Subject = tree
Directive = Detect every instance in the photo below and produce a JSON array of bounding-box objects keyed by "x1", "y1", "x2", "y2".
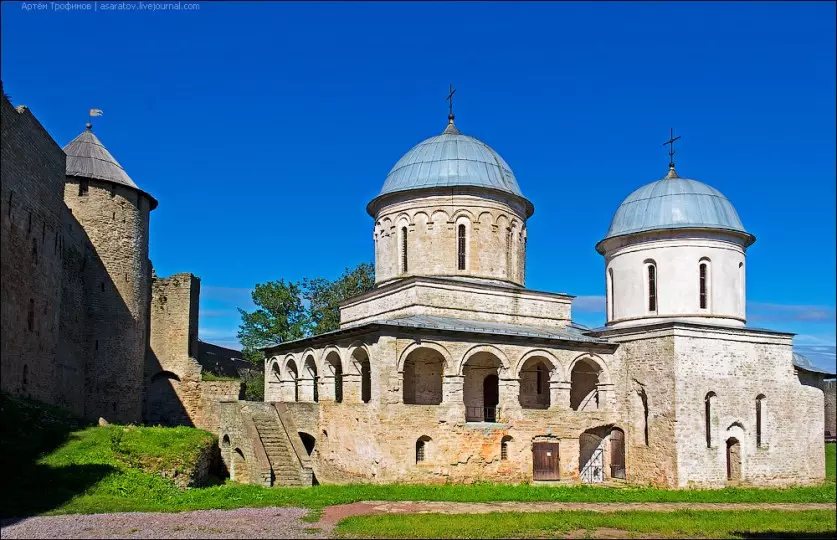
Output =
[
  {"x1": 303, "y1": 262, "x2": 375, "y2": 335},
  {"x1": 237, "y1": 279, "x2": 308, "y2": 363}
]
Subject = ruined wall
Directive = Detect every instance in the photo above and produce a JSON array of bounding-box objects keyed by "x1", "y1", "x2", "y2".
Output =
[
  {"x1": 0, "y1": 95, "x2": 67, "y2": 406},
  {"x1": 825, "y1": 380, "x2": 836, "y2": 438},
  {"x1": 673, "y1": 326, "x2": 823, "y2": 488}
]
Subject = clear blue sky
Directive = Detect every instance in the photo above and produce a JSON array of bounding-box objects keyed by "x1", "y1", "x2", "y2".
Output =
[{"x1": 2, "y1": 1, "x2": 834, "y2": 369}]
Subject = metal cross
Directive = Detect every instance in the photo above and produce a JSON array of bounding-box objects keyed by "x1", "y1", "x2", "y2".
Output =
[
  {"x1": 663, "y1": 128, "x2": 681, "y2": 168},
  {"x1": 446, "y1": 84, "x2": 457, "y2": 118}
]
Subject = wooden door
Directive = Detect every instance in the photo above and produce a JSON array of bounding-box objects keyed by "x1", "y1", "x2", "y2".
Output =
[{"x1": 532, "y1": 442, "x2": 560, "y2": 480}]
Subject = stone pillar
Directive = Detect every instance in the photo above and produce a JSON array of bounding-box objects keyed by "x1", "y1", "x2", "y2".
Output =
[
  {"x1": 550, "y1": 381, "x2": 571, "y2": 410},
  {"x1": 597, "y1": 382, "x2": 614, "y2": 410},
  {"x1": 319, "y1": 375, "x2": 336, "y2": 403},
  {"x1": 343, "y1": 373, "x2": 362, "y2": 403},
  {"x1": 499, "y1": 378, "x2": 521, "y2": 412},
  {"x1": 443, "y1": 375, "x2": 465, "y2": 403},
  {"x1": 298, "y1": 378, "x2": 316, "y2": 403},
  {"x1": 281, "y1": 379, "x2": 297, "y2": 402}
]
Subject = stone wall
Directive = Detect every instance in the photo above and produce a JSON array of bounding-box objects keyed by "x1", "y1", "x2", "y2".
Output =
[
  {"x1": 825, "y1": 380, "x2": 836, "y2": 439},
  {"x1": 63, "y1": 176, "x2": 152, "y2": 423},
  {"x1": 0, "y1": 94, "x2": 67, "y2": 407},
  {"x1": 372, "y1": 189, "x2": 529, "y2": 287}
]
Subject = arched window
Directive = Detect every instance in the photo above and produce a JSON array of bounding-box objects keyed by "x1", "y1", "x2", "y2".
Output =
[
  {"x1": 756, "y1": 394, "x2": 765, "y2": 447},
  {"x1": 457, "y1": 224, "x2": 467, "y2": 270},
  {"x1": 400, "y1": 227, "x2": 408, "y2": 273},
  {"x1": 500, "y1": 435, "x2": 512, "y2": 461},
  {"x1": 27, "y1": 298, "x2": 35, "y2": 332},
  {"x1": 506, "y1": 229, "x2": 513, "y2": 276},
  {"x1": 607, "y1": 267, "x2": 614, "y2": 321},
  {"x1": 647, "y1": 263, "x2": 657, "y2": 312},
  {"x1": 705, "y1": 392, "x2": 716, "y2": 448},
  {"x1": 361, "y1": 360, "x2": 371, "y2": 403},
  {"x1": 738, "y1": 262, "x2": 745, "y2": 313},
  {"x1": 78, "y1": 179, "x2": 89, "y2": 196},
  {"x1": 699, "y1": 260, "x2": 710, "y2": 310},
  {"x1": 536, "y1": 364, "x2": 547, "y2": 395},
  {"x1": 416, "y1": 436, "x2": 431, "y2": 463}
]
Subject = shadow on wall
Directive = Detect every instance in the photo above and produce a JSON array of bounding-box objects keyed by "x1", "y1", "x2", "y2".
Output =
[
  {"x1": 143, "y1": 350, "x2": 193, "y2": 427},
  {"x1": 0, "y1": 393, "x2": 114, "y2": 523}
]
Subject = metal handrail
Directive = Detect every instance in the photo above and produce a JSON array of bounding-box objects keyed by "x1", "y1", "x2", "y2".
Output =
[{"x1": 465, "y1": 406, "x2": 498, "y2": 423}]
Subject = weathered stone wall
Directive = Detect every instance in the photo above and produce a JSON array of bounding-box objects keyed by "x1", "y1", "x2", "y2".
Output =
[
  {"x1": 372, "y1": 189, "x2": 528, "y2": 287},
  {"x1": 63, "y1": 176, "x2": 152, "y2": 423},
  {"x1": 0, "y1": 95, "x2": 67, "y2": 407},
  {"x1": 671, "y1": 326, "x2": 823, "y2": 488},
  {"x1": 825, "y1": 380, "x2": 836, "y2": 438},
  {"x1": 340, "y1": 277, "x2": 572, "y2": 328}
]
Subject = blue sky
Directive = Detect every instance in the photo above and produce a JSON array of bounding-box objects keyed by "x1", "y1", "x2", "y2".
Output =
[{"x1": 2, "y1": 1, "x2": 834, "y2": 370}]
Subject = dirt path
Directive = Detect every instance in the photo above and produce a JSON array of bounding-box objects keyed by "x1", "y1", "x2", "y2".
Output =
[
  {"x1": 2, "y1": 502, "x2": 832, "y2": 539},
  {"x1": 319, "y1": 501, "x2": 837, "y2": 525}
]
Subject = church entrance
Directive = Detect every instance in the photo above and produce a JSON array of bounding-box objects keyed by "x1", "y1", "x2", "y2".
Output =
[
  {"x1": 726, "y1": 438, "x2": 741, "y2": 482},
  {"x1": 532, "y1": 442, "x2": 560, "y2": 480},
  {"x1": 610, "y1": 428, "x2": 626, "y2": 479},
  {"x1": 579, "y1": 430, "x2": 605, "y2": 483}
]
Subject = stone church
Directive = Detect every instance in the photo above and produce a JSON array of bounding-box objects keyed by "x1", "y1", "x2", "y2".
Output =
[{"x1": 220, "y1": 110, "x2": 827, "y2": 489}]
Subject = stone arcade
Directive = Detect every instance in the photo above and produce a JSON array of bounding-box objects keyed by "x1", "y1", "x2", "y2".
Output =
[{"x1": 219, "y1": 112, "x2": 827, "y2": 489}]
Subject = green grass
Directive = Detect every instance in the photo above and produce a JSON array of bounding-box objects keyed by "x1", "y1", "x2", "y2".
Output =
[
  {"x1": 826, "y1": 443, "x2": 836, "y2": 480},
  {"x1": 2, "y1": 392, "x2": 836, "y2": 518},
  {"x1": 200, "y1": 372, "x2": 241, "y2": 382},
  {"x1": 334, "y1": 510, "x2": 837, "y2": 538}
]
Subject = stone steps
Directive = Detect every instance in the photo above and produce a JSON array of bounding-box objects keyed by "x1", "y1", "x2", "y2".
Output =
[{"x1": 252, "y1": 413, "x2": 303, "y2": 486}]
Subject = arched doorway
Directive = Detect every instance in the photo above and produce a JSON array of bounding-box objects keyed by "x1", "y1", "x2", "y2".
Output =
[
  {"x1": 299, "y1": 432, "x2": 316, "y2": 456},
  {"x1": 726, "y1": 438, "x2": 741, "y2": 482},
  {"x1": 231, "y1": 448, "x2": 248, "y2": 483},
  {"x1": 483, "y1": 375, "x2": 499, "y2": 422},
  {"x1": 579, "y1": 430, "x2": 605, "y2": 483}
]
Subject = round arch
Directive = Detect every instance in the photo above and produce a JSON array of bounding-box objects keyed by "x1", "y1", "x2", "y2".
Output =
[
  {"x1": 567, "y1": 353, "x2": 611, "y2": 384},
  {"x1": 516, "y1": 349, "x2": 565, "y2": 381},
  {"x1": 347, "y1": 341, "x2": 371, "y2": 374},
  {"x1": 319, "y1": 345, "x2": 344, "y2": 374},
  {"x1": 458, "y1": 344, "x2": 511, "y2": 377},
  {"x1": 397, "y1": 341, "x2": 453, "y2": 373},
  {"x1": 282, "y1": 354, "x2": 299, "y2": 376}
]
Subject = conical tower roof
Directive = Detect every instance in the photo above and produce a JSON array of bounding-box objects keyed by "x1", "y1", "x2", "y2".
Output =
[{"x1": 63, "y1": 127, "x2": 157, "y2": 209}]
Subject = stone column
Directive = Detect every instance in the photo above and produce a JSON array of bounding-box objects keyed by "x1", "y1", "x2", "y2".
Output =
[
  {"x1": 596, "y1": 382, "x2": 615, "y2": 410},
  {"x1": 550, "y1": 381, "x2": 571, "y2": 410},
  {"x1": 319, "y1": 375, "x2": 336, "y2": 402},
  {"x1": 297, "y1": 378, "x2": 316, "y2": 403},
  {"x1": 499, "y1": 378, "x2": 522, "y2": 412},
  {"x1": 442, "y1": 375, "x2": 466, "y2": 423},
  {"x1": 343, "y1": 373, "x2": 362, "y2": 403}
]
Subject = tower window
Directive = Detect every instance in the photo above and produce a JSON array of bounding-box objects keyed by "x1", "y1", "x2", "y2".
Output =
[
  {"x1": 416, "y1": 436, "x2": 430, "y2": 463},
  {"x1": 699, "y1": 262, "x2": 708, "y2": 310},
  {"x1": 705, "y1": 392, "x2": 716, "y2": 448},
  {"x1": 457, "y1": 224, "x2": 466, "y2": 270},
  {"x1": 756, "y1": 394, "x2": 765, "y2": 447},
  {"x1": 79, "y1": 179, "x2": 89, "y2": 196},
  {"x1": 401, "y1": 227, "x2": 408, "y2": 273},
  {"x1": 647, "y1": 264, "x2": 657, "y2": 312},
  {"x1": 607, "y1": 267, "x2": 614, "y2": 321}
]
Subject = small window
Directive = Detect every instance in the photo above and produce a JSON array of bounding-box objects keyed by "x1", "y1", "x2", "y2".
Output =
[
  {"x1": 500, "y1": 436, "x2": 512, "y2": 461},
  {"x1": 699, "y1": 262, "x2": 708, "y2": 310},
  {"x1": 705, "y1": 392, "x2": 716, "y2": 448},
  {"x1": 401, "y1": 227, "x2": 408, "y2": 273},
  {"x1": 647, "y1": 264, "x2": 657, "y2": 312},
  {"x1": 416, "y1": 436, "x2": 430, "y2": 463},
  {"x1": 457, "y1": 224, "x2": 467, "y2": 270},
  {"x1": 27, "y1": 298, "x2": 35, "y2": 331},
  {"x1": 79, "y1": 179, "x2": 89, "y2": 196},
  {"x1": 756, "y1": 394, "x2": 765, "y2": 447},
  {"x1": 607, "y1": 267, "x2": 614, "y2": 321}
]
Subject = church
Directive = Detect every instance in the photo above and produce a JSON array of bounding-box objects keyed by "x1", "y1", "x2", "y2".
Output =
[{"x1": 218, "y1": 105, "x2": 825, "y2": 489}]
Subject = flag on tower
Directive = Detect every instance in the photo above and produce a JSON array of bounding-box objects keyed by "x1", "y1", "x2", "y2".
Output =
[{"x1": 89, "y1": 109, "x2": 103, "y2": 117}]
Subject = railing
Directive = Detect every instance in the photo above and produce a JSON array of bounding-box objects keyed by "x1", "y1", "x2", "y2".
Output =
[{"x1": 466, "y1": 406, "x2": 498, "y2": 423}]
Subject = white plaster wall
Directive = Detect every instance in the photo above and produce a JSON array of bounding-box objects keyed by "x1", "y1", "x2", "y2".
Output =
[
  {"x1": 672, "y1": 326, "x2": 824, "y2": 487},
  {"x1": 601, "y1": 230, "x2": 748, "y2": 328}
]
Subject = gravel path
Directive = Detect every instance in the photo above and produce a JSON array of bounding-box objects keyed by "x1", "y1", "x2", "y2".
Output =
[
  {"x1": 0, "y1": 508, "x2": 326, "y2": 539},
  {"x1": 2, "y1": 502, "x2": 833, "y2": 538}
]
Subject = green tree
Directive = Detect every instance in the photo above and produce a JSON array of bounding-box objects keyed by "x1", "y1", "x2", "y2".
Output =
[
  {"x1": 303, "y1": 262, "x2": 375, "y2": 335},
  {"x1": 237, "y1": 279, "x2": 308, "y2": 363}
]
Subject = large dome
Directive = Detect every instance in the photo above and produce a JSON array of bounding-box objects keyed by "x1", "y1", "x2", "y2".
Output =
[
  {"x1": 597, "y1": 168, "x2": 754, "y2": 251},
  {"x1": 368, "y1": 122, "x2": 533, "y2": 216}
]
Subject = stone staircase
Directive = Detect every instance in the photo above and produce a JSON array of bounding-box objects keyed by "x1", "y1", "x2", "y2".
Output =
[{"x1": 251, "y1": 410, "x2": 310, "y2": 486}]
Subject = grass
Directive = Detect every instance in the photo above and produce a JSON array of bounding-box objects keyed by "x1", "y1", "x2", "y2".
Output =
[
  {"x1": 826, "y1": 443, "x2": 836, "y2": 480},
  {"x1": 334, "y1": 510, "x2": 837, "y2": 538},
  {"x1": 2, "y1": 392, "x2": 836, "y2": 518},
  {"x1": 200, "y1": 372, "x2": 241, "y2": 382}
]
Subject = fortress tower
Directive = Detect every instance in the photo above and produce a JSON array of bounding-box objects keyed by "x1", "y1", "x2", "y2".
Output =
[{"x1": 62, "y1": 124, "x2": 157, "y2": 423}]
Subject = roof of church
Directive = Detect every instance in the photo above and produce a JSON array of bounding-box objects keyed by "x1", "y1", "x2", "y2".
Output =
[
  {"x1": 793, "y1": 352, "x2": 836, "y2": 377},
  {"x1": 64, "y1": 127, "x2": 158, "y2": 208},
  {"x1": 597, "y1": 167, "x2": 753, "y2": 251},
  {"x1": 368, "y1": 120, "x2": 533, "y2": 216},
  {"x1": 262, "y1": 314, "x2": 612, "y2": 351}
]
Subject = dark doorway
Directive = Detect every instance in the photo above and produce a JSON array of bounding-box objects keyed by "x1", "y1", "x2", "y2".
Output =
[
  {"x1": 610, "y1": 428, "x2": 626, "y2": 479},
  {"x1": 726, "y1": 438, "x2": 741, "y2": 482},
  {"x1": 299, "y1": 432, "x2": 316, "y2": 456},
  {"x1": 483, "y1": 374, "x2": 499, "y2": 422},
  {"x1": 532, "y1": 442, "x2": 560, "y2": 480}
]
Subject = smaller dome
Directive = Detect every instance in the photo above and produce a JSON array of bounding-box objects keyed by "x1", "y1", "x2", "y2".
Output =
[{"x1": 598, "y1": 168, "x2": 753, "y2": 251}]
